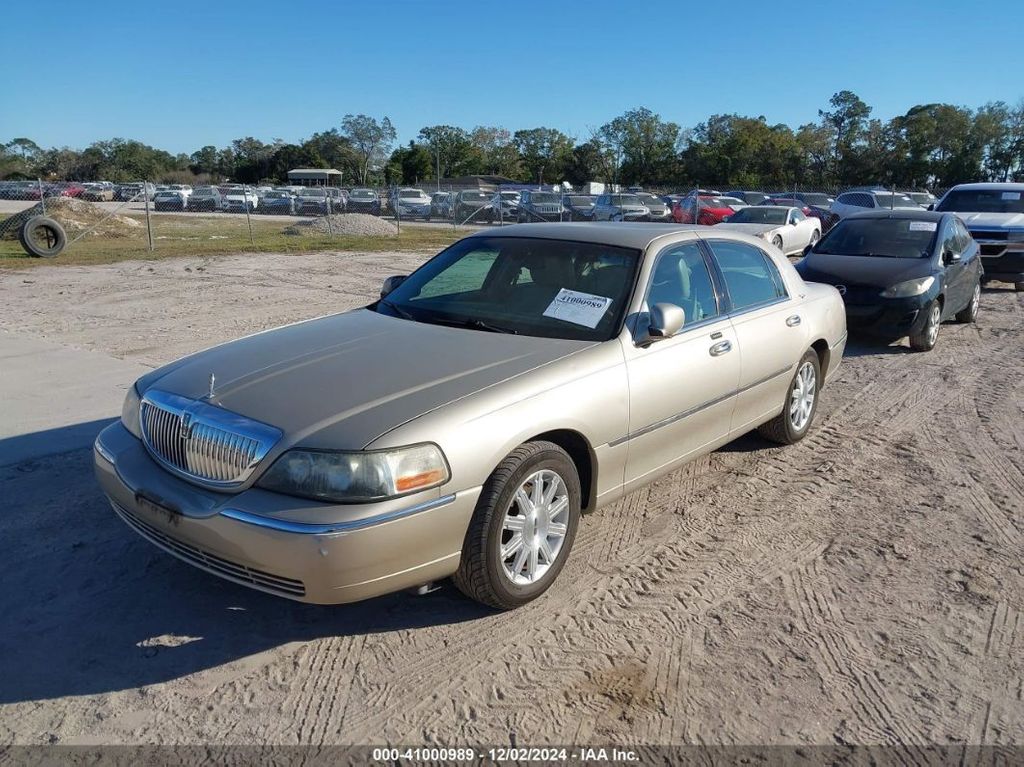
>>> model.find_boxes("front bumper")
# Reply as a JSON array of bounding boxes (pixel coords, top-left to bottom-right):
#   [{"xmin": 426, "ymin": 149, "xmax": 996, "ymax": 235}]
[
  {"xmin": 841, "ymin": 293, "xmax": 932, "ymax": 339},
  {"xmin": 93, "ymin": 422, "xmax": 478, "ymax": 604},
  {"xmin": 979, "ymin": 251, "xmax": 1024, "ymax": 284}
]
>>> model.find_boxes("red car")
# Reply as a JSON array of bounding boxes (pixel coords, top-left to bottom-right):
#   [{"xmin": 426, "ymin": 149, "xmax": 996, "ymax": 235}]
[{"xmin": 672, "ymin": 193, "xmax": 745, "ymax": 225}]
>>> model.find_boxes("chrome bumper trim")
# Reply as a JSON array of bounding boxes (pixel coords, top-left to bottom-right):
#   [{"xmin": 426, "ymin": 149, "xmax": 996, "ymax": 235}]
[{"xmin": 220, "ymin": 493, "xmax": 458, "ymax": 535}]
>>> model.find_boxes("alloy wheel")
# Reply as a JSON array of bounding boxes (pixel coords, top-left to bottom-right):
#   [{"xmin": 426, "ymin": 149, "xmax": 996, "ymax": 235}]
[
  {"xmin": 927, "ymin": 303, "xmax": 941, "ymax": 347},
  {"xmin": 789, "ymin": 361, "xmax": 817, "ymax": 432},
  {"xmin": 498, "ymin": 469, "xmax": 570, "ymax": 586}
]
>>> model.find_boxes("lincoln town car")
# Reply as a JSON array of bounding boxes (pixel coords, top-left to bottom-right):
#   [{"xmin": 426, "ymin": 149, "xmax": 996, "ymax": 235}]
[{"xmin": 94, "ymin": 223, "xmax": 847, "ymax": 609}]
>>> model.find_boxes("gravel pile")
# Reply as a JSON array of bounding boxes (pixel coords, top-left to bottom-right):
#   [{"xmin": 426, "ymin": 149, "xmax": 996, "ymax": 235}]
[
  {"xmin": 284, "ymin": 213, "xmax": 398, "ymax": 238},
  {"xmin": 0, "ymin": 197, "xmax": 142, "ymax": 240}
]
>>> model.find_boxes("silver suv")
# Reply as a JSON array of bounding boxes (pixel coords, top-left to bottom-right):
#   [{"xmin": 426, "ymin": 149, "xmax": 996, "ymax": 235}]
[
  {"xmin": 830, "ymin": 189, "xmax": 921, "ymax": 219},
  {"xmin": 592, "ymin": 193, "xmax": 650, "ymax": 222}
]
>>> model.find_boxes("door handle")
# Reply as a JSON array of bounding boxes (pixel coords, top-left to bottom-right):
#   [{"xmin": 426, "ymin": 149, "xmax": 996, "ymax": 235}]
[
  {"xmin": 709, "ymin": 340, "xmax": 732, "ymax": 357},
  {"xmin": 786, "ymin": 315, "xmax": 801, "ymax": 327}
]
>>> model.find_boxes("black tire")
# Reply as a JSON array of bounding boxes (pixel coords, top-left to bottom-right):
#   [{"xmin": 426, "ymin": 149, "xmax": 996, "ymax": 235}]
[
  {"xmin": 1015, "ymin": 282, "xmax": 1024, "ymax": 293},
  {"xmin": 453, "ymin": 441, "xmax": 582, "ymax": 610},
  {"xmin": 19, "ymin": 216, "xmax": 67, "ymax": 258},
  {"xmin": 909, "ymin": 299, "xmax": 942, "ymax": 352},
  {"xmin": 758, "ymin": 349, "xmax": 821, "ymax": 445},
  {"xmin": 955, "ymin": 281, "xmax": 981, "ymax": 323}
]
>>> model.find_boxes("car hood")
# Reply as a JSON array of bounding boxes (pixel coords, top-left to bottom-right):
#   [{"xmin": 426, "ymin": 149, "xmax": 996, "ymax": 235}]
[
  {"xmin": 954, "ymin": 211, "xmax": 1024, "ymax": 230},
  {"xmin": 142, "ymin": 308, "xmax": 593, "ymax": 451},
  {"xmin": 798, "ymin": 253, "xmax": 933, "ymax": 288}
]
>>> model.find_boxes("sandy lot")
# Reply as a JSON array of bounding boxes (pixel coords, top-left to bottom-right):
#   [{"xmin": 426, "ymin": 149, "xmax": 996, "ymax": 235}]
[{"xmin": 0, "ymin": 251, "xmax": 1022, "ymax": 747}]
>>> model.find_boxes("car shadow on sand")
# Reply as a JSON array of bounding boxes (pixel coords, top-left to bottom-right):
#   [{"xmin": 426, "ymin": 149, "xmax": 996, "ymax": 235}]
[{"xmin": 0, "ymin": 425, "xmax": 493, "ymax": 705}]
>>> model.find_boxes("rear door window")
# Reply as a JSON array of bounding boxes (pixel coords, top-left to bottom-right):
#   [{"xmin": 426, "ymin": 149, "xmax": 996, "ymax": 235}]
[{"xmin": 707, "ymin": 240, "xmax": 788, "ymax": 311}]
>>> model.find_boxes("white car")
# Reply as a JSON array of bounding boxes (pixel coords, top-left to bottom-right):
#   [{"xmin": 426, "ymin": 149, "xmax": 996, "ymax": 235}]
[
  {"xmin": 223, "ymin": 188, "xmax": 259, "ymax": 213},
  {"xmin": 830, "ymin": 189, "xmax": 922, "ymax": 219},
  {"xmin": 392, "ymin": 188, "xmax": 432, "ymax": 218},
  {"xmin": 717, "ymin": 206, "xmax": 821, "ymax": 256}
]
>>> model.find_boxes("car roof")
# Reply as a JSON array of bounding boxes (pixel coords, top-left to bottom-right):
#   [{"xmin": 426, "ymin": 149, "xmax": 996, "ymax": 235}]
[
  {"xmin": 845, "ymin": 209, "xmax": 946, "ymax": 222},
  {"xmin": 466, "ymin": 222, "xmax": 716, "ymax": 250},
  {"xmin": 946, "ymin": 182, "xmax": 1024, "ymax": 192}
]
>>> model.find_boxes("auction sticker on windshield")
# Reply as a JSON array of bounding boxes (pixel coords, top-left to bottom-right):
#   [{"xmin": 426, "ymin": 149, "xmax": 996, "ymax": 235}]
[
  {"xmin": 543, "ymin": 288, "xmax": 613, "ymax": 328},
  {"xmin": 908, "ymin": 221, "xmax": 937, "ymax": 232},
  {"xmin": 1001, "ymin": 191, "xmax": 1021, "ymax": 200}
]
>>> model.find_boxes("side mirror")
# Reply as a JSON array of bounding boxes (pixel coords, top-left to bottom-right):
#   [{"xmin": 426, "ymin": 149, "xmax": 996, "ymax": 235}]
[
  {"xmin": 943, "ymin": 249, "xmax": 961, "ymax": 264},
  {"xmin": 380, "ymin": 275, "xmax": 407, "ymax": 298},
  {"xmin": 646, "ymin": 303, "xmax": 686, "ymax": 343}
]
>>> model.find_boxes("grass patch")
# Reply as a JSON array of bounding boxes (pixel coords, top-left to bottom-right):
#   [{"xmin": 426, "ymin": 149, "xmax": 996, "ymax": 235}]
[{"xmin": 0, "ymin": 214, "xmax": 469, "ymax": 268}]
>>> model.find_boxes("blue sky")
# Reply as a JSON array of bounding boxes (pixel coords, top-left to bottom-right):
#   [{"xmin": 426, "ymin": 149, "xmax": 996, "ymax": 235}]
[{"xmin": 3, "ymin": 0, "xmax": 1022, "ymax": 155}]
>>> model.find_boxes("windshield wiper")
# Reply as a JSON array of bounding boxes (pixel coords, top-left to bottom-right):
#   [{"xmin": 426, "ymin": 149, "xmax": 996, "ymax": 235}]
[
  {"xmin": 379, "ymin": 299, "xmax": 415, "ymax": 320},
  {"xmin": 429, "ymin": 315, "xmax": 519, "ymax": 334}
]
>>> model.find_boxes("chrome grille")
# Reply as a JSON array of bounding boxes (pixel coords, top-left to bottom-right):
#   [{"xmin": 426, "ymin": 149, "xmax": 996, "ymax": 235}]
[
  {"xmin": 140, "ymin": 390, "xmax": 281, "ymax": 487},
  {"xmin": 112, "ymin": 501, "xmax": 305, "ymax": 597}
]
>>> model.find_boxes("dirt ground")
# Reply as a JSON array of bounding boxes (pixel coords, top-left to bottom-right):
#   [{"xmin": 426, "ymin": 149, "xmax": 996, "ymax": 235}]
[{"xmin": 1, "ymin": 250, "xmax": 1022, "ymax": 748}]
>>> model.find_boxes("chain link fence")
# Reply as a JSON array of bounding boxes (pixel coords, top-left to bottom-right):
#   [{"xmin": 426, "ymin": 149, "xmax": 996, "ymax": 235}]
[{"xmin": 0, "ymin": 176, "xmax": 938, "ymax": 260}]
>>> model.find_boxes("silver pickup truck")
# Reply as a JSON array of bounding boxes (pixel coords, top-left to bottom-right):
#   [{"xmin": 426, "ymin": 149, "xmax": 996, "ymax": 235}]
[{"xmin": 934, "ymin": 182, "xmax": 1024, "ymax": 291}]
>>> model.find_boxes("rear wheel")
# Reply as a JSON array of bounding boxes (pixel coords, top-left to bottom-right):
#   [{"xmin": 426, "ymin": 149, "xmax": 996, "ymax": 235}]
[
  {"xmin": 809, "ymin": 230, "xmax": 820, "ymax": 247},
  {"xmin": 1015, "ymin": 282, "xmax": 1024, "ymax": 293},
  {"xmin": 909, "ymin": 299, "xmax": 941, "ymax": 352},
  {"xmin": 955, "ymin": 282, "xmax": 981, "ymax": 323},
  {"xmin": 758, "ymin": 350, "xmax": 820, "ymax": 445},
  {"xmin": 454, "ymin": 441, "xmax": 581, "ymax": 610}
]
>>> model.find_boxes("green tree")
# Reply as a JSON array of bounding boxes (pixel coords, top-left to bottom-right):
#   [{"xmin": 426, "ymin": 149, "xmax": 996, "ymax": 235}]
[
  {"xmin": 340, "ymin": 114, "xmax": 396, "ymax": 185},
  {"xmin": 513, "ymin": 127, "xmax": 573, "ymax": 184},
  {"xmin": 417, "ymin": 125, "xmax": 474, "ymax": 179},
  {"xmin": 597, "ymin": 108, "xmax": 680, "ymax": 186}
]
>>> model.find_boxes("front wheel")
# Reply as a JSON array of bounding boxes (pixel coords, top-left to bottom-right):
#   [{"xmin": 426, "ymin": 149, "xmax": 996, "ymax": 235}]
[
  {"xmin": 955, "ymin": 282, "xmax": 981, "ymax": 323},
  {"xmin": 809, "ymin": 230, "xmax": 820, "ymax": 247},
  {"xmin": 771, "ymin": 234, "xmax": 784, "ymax": 250},
  {"xmin": 1015, "ymin": 282, "xmax": 1024, "ymax": 293},
  {"xmin": 909, "ymin": 299, "xmax": 942, "ymax": 352},
  {"xmin": 758, "ymin": 350, "xmax": 820, "ymax": 445},
  {"xmin": 454, "ymin": 441, "xmax": 581, "ymax": 610}
]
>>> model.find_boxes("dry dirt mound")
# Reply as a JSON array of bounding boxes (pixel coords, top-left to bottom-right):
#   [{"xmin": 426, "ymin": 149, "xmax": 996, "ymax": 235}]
[
  {"xmin": 0, "ymin": 197, "xmax": 142, "ymax": 241},
  {"xmin": 284, "ymin": 213, "xmax": 398, "ymax": 237}
]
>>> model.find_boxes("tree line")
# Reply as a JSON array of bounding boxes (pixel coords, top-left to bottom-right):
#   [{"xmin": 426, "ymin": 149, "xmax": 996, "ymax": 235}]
[{"xmin": 2, "ymin": 93, "xmax": 1022, "ymax": 191}]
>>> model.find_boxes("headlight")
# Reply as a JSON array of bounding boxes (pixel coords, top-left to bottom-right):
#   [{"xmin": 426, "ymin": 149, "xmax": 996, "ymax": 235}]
[
  {"xmin": 121, "ymin": 384, "xmax": 142, "ymax": 438},
  {"xmin": 881, "ymin": 276, "xmax": 935, "ymax": 298},
  {"xmin": 258, "ymin": 443, "xmax": 450, "ymax": 503}
]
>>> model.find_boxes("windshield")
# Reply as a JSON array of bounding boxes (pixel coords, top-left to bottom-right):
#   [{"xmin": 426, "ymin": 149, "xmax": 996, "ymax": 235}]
[
  {"xmin": 300, "ymin": 188, "xmax": 326, "ymax": 197},
  {"xmin": 399, "ymin": 189, "xmax": 424, "ymax": 198},
  {"xmin": 530, "ymin": 193, "xmax": 559, "ymax": 204},
  {"xmin": 377, "ymin": 236, "xmax": 641, "ymax": 342},
  {"xmin": 351, "ymin": 190, "xmax": 375, "ymax": 199},
  {"xmin": 567, "ymin": 196, "xmax": 594, "ymax": 206},
  {"xmin": 461, "ymin": 192, "xmax": 489, "ymax": 201},
  {"xmin": 701, "ymin": 197, "xmax": 736, "ymax": 209},
  {"xmin": 728, "ymin": 207, "xmax": 787, "ymax": 225},
  {"xmin": 875, "ymin": 193, "xmax": 921, "ymax": 209},
  {"xmin": 814, "ymin": 218, "xmax": 937, "ymax": 258},
  {"xmin": 936, "ymin": 188, "xmax": 1024, "ymax": 214},
  {"xmin": 801, "ymin": 193, "xmax": 832, "ymax": 206},
  {"xmin": 500, "ymin": 192, "xmax": 519, "ymax": 200},
  {"xmin": 265, "ymin": 192, "xmax": 289, "ymax": 199},
  {"xmin": 636, "ymin": 194, "xmax": 664, "ymax": 206},
  {"xmin": 610, "ymin": 195, "xmax": 642, "ymax": 206}
]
